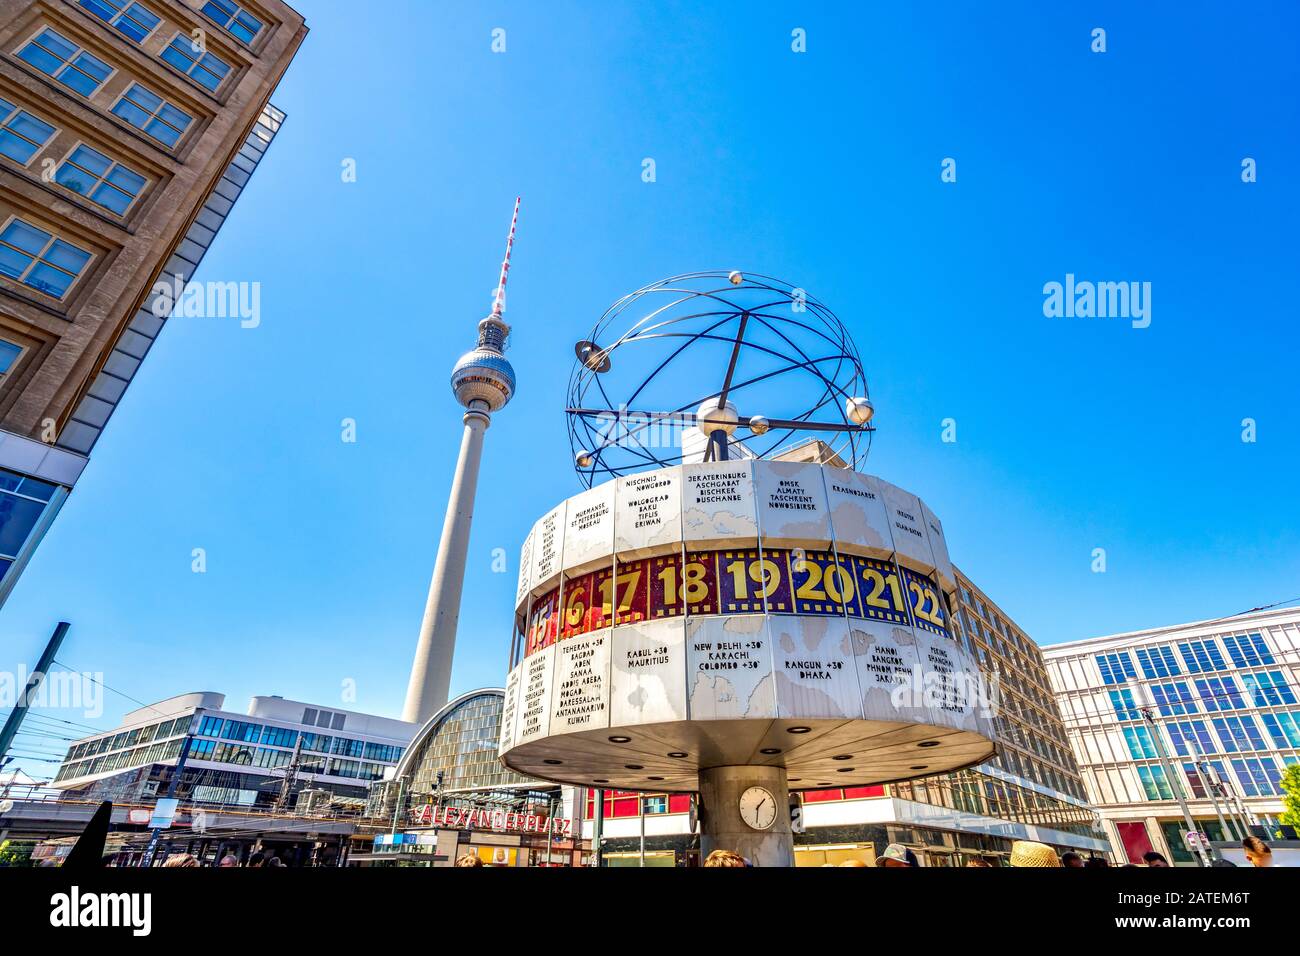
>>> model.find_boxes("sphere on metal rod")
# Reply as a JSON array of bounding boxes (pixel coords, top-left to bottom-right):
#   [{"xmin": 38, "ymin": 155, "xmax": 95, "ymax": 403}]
[
  {"xmin": 696, "ymin": 398, "xmax": 739, "ymax": 437},
  {"xmin": 845, "ymin": 396, "xmax": 874, "ymax": 425}
]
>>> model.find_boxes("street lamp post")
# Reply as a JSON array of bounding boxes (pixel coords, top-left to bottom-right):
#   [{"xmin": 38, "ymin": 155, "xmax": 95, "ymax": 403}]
[
  {"xmin": 140, "ymin": 734, "xmax": 194, "ymax": 868},
  {"xmin": 1139, "ymin": 705, "xmax": 1210, "ymax": 867}
]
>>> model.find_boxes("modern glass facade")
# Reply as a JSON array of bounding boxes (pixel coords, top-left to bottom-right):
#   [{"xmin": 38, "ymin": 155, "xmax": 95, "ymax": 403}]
[
  {"xmin": 1044, "ymin": 606, "xmax": 1300, "ymax": 864},
  {"xmin": 51, "ymin": 694, "xmax": 411, "ymax": 810},
  {"xmin": 397, "ymin": 690, "xmax": 530, "ymax": 797}
]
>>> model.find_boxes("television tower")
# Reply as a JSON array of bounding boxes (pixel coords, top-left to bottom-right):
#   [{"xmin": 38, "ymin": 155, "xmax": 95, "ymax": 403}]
[{"xmin": 402, "ymin": 199, "xmax": 520, "ymax": 724}]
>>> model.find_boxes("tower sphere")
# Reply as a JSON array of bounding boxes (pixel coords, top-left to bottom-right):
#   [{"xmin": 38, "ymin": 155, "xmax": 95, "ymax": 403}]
[{"xmin": 451, "ymin": 343, "xmax": 515, "ymax": 411}]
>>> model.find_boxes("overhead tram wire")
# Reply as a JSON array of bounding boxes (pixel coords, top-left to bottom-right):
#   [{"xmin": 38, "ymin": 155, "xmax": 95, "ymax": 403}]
[
  {"xmin": 48, "ymin": 660, "xmax": 174, "ymax": 722},
  {"xmin": 6, "ymin": 710, "xmax": 106, "ymax": 735}
]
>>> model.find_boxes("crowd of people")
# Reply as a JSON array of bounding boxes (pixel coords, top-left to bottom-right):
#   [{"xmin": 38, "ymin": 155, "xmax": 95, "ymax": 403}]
[
  {"xmin": 155, "ymin": 850, "xmax": 286, "ymax": 868},
  {"xmin": 696, "ymin": 835, "xmax": 1283, "ymax": 868}
]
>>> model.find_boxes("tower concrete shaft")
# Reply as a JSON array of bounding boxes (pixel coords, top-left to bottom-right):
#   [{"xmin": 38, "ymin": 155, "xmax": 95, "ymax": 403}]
[{"xmin": 401, "ymin": 404, "xmax": 491, "ymax": 724}]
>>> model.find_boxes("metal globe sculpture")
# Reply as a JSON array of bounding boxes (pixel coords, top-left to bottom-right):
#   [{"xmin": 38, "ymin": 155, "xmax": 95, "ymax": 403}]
[
  {"xmin": 503, "ymin": 268, "xmax": 996, "ymax": 868},
  {"xmin": 566, "ymin": 272, "xmax": 873, "ymax": 487}
]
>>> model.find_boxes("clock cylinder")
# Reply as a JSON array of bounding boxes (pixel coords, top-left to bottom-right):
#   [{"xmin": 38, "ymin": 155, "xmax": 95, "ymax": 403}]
[{"xmin": 699, "ymin": 765, "xmax": 793, "ymax": 867}]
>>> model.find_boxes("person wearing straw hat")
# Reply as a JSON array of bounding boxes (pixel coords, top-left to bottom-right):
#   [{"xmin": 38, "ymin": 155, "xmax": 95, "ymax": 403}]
[{"xmin": 1009, "ymin": 840, "xmax": 1061, "ymax": 867}]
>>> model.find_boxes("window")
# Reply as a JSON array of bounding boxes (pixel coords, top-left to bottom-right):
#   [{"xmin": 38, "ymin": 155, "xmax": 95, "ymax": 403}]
[
  {"xmin": 1178, "ymin": 639, "xmax": 1228, "ymax": 673},
  {"xmin": 111, "ymin": 84, "xmax": 192, "ymax": 148},
  {"xmin": 17, "ymin": 29, "xmax": 113, "ymax": 98},
  {"xmin": 259, "ymin": 725, "xmax": 296, "ymax": 748},
  {"xmin": 1240, "ymin": 671, "xmax": 1297, "ymax": 707},
  {"xmin": 1096, "ymin": 652, "xmax": 1136, "ymax": 685},
  {"xmin": 363, "ymin": 742, "xmax": 404, "ymax": 763},
  {"xmin": 1223, "ymin": 633, "xmax": 1274, "ymax": 668},
  {"xmin": 299, "ymin": 733, "xmax": 331, "ymax": 753},
  {"xmin": 0, "ymin": 218, "xmax": 92, "ymax": 298},
  {"xmin": 77, "ymin": 0, "xmax": 160, "ymax": 44},
  {"xmin": 1195, "ymin": 675, "xmax": 1244, "ymax": 712},
  {"xmin": 55, "ymin": 144, "xmax": 147, "ymax": 214},
  {"xmin": 201, "ymin": 0, "xmax": 264, "ymax": 44},
  {"xmin": 1260, "ymin": 711, "xmax": 1300, "ymax": 749},
  {"xmin": 0, "ymin": 339, "xmax": 22, "ymax": 379},
  {"xmin": 1135, "ymin": 645, "xmax": 1181, "ymax": 679},
  {"xmin": 161, "ymin": 34, "xmax": 231, "ymax": 92},
  {"xmin": 1136, "ymin": 764, "xmax": 1173, "ymax": 801},
  {"xmin": 1108, "ymin": 688, "xmax": 1141, "ymax": 721},
  {"xmin": 1149, "ymin": 681, "xmax": 1197, "ymax": 716},
  {"xmin": 0, "ymin": 99, "xmax": 55, "ymax": 165},
  {"xmin": 1166, "ymin": 720, "xmax": 1214, "ymax": 757},
  {"xmin": 642, "ymin": 795, "xmax": 668, "ymax": 814},
  {"xmin": 188, "ymin": 738, "xmax": 216, "ymax": 760},
  {"xmin": 331, "ymin": 736, "xmax": 363, "ymax": 758},
  {"xmin": 1212, "ymin": 715, "xmax": 1266, "ymax": 753},
  {"xmin": 220, "ymin": 720, "xmax": 260, "ymax": 742},
  {"xmin": 1231, "ymin": 757, "xmax": 1281, "ymax": 797},
  {"xmin": 1122, "ymin": 725, "xmax": 1160, "ymax": 760},
  {"xmin": 0, "ymin": 467, "xmax": 58, "ymax": 581}
]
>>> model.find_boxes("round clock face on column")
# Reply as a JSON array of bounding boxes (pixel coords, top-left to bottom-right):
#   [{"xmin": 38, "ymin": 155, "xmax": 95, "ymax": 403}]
[{"xmin": 738, "ymin": 786, "xmax": 777, "ymax": 830}]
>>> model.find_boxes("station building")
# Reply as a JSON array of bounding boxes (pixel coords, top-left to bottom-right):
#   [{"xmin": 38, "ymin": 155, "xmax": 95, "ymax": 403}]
[{"xmin": 359, "ymin": 689, "xmax": 589, "ymax": 867}]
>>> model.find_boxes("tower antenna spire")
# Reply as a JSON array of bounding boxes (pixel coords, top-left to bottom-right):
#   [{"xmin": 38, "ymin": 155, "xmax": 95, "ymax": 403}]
[{"xmin": 492, "ymin": 196, "xmax": 521, "ymax": 320}]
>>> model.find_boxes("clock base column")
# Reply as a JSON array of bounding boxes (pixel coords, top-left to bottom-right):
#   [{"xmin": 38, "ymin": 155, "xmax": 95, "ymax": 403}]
[{"xmin": 698, "ymin": 765, "xmax": 795, "ymax": 868}]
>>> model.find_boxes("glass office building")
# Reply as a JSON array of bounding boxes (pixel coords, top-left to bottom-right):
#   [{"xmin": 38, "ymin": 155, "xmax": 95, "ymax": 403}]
[
  {"xmin": 1044, "ymin": 606, "xmax": 1300, "ymax": 865},
  {"xmin": 51, "ymin": 691, "xmax": 415, "ymax": 810}
]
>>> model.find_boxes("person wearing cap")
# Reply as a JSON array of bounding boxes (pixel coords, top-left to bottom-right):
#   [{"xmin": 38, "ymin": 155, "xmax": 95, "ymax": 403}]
[
  {"xmin": 875, "ymin": 843, "xmax": 918, "ymax": 867},
  {"xmin": 1009, "ymin": 840, "xmax": 1061, "ymax": 867}
]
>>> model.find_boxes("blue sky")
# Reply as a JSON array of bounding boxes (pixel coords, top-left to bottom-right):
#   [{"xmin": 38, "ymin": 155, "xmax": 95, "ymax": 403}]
[{"xmin": 4, "ymin": 1, "xmax": 1298, "ymax": 774}]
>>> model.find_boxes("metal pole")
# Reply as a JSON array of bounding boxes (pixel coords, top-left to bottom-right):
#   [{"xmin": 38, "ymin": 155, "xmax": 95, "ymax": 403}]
[
  {"xmin": 1140, "ymin": 706, "xmax": 1210, "ymax": 867},
  {"xmin": 546, "ymin": 794, "xmax": 556, "ymax": 867},
  {"xmin": 1184, "ymin": 732, "xmax": 1234, "ymax": 842},
  {"xmin": 0, "ymin": 622, "xmax": 71, "ymax": 765},
  {"xmin": 1215, "ymin": 778, "xmax": 1250, "ymax": 838},
  {"xmin": 390, "ymin": 775, "xmax": 407, "ymax": 835},
  {"xmin": 592, "ymin": 787, "xmax": 604, "ymax": 868},
  {"xmin": 141, "ymin": 734, "xmax": 193, "ymax": 867},
  {"xmin": 639, "ymin": 795, "xmax": 646, "ymax": 868},
  {"xmin": 1192, "ymin": 761, "xmax": 1234, "ymax": 842}
]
